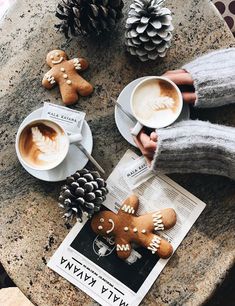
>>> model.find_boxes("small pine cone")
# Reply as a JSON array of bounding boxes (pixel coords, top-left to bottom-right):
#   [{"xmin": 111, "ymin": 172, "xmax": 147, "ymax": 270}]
[
  {"xmin": 125, "ymin": 0, "xmax": 174, "ymax": 61},
  {"xmin": 58, "ymin": 168, "xmax": 108, "ymax": 222},
  {"xmin": 55, "ymin": 0, "xmax": 124, "ymax": 37}
]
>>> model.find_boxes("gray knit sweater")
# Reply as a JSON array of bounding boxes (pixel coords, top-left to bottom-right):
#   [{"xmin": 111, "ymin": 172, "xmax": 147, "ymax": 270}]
[{"xmin": 152, "ymin": 48, "xmax": 235, "ymax": 180}]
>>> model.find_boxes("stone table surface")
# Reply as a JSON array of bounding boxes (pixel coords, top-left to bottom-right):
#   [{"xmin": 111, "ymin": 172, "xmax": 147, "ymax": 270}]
[{"xmin": 0, "ymin": 0, "xmax": 235, "ymax": 305}]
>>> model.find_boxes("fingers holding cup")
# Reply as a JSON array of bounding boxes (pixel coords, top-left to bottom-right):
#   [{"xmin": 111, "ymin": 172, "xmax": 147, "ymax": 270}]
[{"xmin": 134, "ymin": 130, "xmax": 157, "ymax": 165}]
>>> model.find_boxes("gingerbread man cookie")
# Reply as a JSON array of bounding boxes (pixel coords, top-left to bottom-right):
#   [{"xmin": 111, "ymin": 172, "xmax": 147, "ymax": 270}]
[
  {"xmin": 91, "ymin": 195, "xmax": 177, "ymax": 260},
  {"xmin": 42, "ymin": 50, "xmax": 93, "ymax": 105}
]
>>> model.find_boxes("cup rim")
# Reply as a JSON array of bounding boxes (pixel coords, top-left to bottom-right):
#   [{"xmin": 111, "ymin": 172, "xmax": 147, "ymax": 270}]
[
  {"xmin": 15, "ymin": 117, "xmax": 70, "ymax": 171},
  {"xmin": 130, "ymin": 76, "xmax": 183, "ymax": 129}
]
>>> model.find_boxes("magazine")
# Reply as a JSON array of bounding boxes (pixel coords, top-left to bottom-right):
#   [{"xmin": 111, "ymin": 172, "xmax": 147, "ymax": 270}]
[{"xmin": 48, "ymin": 150, "xmax": 206, "ymax": 306}]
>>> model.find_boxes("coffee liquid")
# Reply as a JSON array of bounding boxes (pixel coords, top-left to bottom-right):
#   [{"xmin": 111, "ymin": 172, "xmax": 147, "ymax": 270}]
[
  {"xmin": 19, "ymin": 120, "xmax": 67, "ymax": 170},
  {"xmin": 132, "ymin": 79, "xmax": 181, "ymax": 128}
]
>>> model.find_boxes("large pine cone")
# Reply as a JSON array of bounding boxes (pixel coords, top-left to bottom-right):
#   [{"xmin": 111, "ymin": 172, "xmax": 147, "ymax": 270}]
[
  {"xmin": 55, "ymin": 0, "xmax": 124, "ymax": 37},
  {"xmin": 58, "ymin": 169, "xmax": 108, "ymax": 222},
  {"xmin": 125, "ymin": 0, "xmax": 174, "ymax": 61}
]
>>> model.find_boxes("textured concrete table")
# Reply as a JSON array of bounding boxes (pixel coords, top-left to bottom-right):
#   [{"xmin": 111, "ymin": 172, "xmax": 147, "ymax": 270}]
[{"xmin": 0, "ymin": 0, "xmax": 235, "ymax": 305}]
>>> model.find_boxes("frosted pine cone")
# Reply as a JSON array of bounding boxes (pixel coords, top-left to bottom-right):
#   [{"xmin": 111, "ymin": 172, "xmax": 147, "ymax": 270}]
[
  {"xmin": 58, "ymin": 169, "xmax": 108, "ymax": 222},
  {"xmin": 125, "ymin": 0, "xmax": 174, "ymax": 61}
]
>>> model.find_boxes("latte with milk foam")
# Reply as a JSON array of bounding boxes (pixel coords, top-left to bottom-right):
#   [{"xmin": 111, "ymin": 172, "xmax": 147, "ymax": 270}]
[
  {"xmin": 18, "ymin": 120, "xmax": 68, "ymax": 170},
  {"xmin": 132, "ymin": 78, "xmax": 181, "ymax": 128}
]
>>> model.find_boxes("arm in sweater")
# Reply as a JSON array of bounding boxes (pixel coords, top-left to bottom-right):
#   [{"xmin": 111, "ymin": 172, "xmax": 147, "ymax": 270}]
[
  {"xmin": 183, "ymin": 48, "xmax": 235, "ymax": 107},
  {"xmin": 151, "ymin": 49, "xmax": 235, "ymax": 179},
  {"xmin": 151, "ymin": 120, "xmax": 235, "ymax": 180}
]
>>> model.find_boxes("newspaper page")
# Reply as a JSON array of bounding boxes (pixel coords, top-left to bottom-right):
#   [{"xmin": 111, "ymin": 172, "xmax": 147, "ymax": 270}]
[{"xmin": 48, "ymin": 150, "xmax": 206, "ymax": 306}]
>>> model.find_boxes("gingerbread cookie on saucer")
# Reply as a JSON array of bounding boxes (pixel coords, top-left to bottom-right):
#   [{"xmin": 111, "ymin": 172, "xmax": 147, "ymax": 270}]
[
  {"xmin": 42, "ymin": 50, "xmax": 93, "ymax": 105},
  {"xmin": 91, "ymin": 195, "xmax": 177, "ymax": 259}
]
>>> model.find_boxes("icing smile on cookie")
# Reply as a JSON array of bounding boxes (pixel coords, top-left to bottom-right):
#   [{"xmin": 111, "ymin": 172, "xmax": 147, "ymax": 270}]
[
  {"xmin": 106, "ymin": 219, "xmax": 115, "ymax": 234},
  {"xmin": 52, "ymin": 57, "xmax": 64, "ymax": 64}
]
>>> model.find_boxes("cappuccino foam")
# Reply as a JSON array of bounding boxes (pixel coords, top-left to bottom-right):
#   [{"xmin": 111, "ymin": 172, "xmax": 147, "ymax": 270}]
[
  {"xmin": 132, "ymin": 79, "xmax": 181, "ymax": 128},
  {"xmin": 19, "ymin": 120, "xmax": 68, "ymax": 170}
]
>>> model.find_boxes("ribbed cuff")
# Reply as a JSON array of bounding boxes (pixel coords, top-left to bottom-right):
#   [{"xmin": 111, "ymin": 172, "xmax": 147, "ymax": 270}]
[
  {"xmin": 151, "ymin": 120, "xmax": 235, "ymax": 180},
  {"xmin": 182, "ymin": 48, "xmax": 235, "ymax": 108}
]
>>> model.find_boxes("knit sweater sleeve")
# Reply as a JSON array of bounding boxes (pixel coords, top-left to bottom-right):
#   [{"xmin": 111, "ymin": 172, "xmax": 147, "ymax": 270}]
[
  {"xmin": 151, "ymin": 120, "xmax": 235, "ymax": 180},
  {"xmin": 182, "ymin": 48, "xmax": 235, "ymax": 108}
]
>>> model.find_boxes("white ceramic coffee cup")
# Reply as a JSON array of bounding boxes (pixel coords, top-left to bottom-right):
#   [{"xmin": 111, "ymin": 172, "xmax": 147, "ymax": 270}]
[
  {"xmin": 130, "ymin": 76, "xmax": 183, "ymax": 136},
  {"xmin": 15, "ymin": 118, "xmax": 82, "ymax": 171}
]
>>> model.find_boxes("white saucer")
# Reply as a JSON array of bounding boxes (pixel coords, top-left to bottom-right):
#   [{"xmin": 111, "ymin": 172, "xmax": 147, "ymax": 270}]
[
  {"xmin": 114, "ymin": 77, "xmax": 190, "ymax": 147},
  {"xmin": 18, "ymin": 107, "xmax": 93, "ymax": 182}
]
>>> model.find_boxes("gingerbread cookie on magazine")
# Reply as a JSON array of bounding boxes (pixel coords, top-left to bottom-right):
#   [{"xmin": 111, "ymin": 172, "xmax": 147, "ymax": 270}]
[{"xmin": 91, "ymin": 195, "xmax": 177, "ymax": 259}]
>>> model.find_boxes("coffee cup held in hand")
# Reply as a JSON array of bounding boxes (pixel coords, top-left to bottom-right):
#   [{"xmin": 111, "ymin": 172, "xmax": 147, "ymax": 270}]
[
  {"xmin": 16, "ymin": 118, "xmax": 82, "ymax": 171},
  {"xmin": 130, "ymin": 76, "xmax": 183, "ymax": 136}
]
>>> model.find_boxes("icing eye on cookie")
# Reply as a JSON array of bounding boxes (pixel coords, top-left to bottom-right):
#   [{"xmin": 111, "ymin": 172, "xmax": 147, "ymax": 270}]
[{"xmin": 97, "ymin": 218, "xmax": 105, "ymax": 230}]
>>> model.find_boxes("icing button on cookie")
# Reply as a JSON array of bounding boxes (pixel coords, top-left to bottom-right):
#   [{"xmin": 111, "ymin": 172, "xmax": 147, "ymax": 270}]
[
  {"xmin": 133, "ymin": 228, "xmax": 138, "ymax": 233},
  {"xmin": 141, "ymin": 229, "xmax": 147, "ymax": 234},
  {"xmin": 98, "ymin": 225, "xmax": 103, "ymax": 230},
  {"xmin": 66, "ymin": 80, "xmax": 72, "ymax": 85},
  {"xmin": 60, "ymin": 67, "xmax": 65, "ymax": 72},
  {"xmin": 124, "ymin": 227, "xmax": 129, "ymax": 232},
  {"xmin": 63, "ymin": 74, "xmax": 68, "ymax": 79}
]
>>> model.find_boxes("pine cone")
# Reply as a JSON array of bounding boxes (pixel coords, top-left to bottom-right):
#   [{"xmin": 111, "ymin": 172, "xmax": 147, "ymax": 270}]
[
  {"xmin": 125, "ymin": 0, "xmax": 174, "ymax": 61},
  {"xmin": 55, "ymin": 0, "xmax": 124, "ymax": 37},
  {"xmin": 58, "ymin": 169, "xmax": 108, "ymax": 222}
]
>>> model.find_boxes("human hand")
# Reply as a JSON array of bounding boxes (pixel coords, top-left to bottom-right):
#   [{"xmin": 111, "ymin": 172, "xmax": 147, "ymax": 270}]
[
  {"xmin": 134, "ymin": 130, "xmax": 157, "ymax": 165},
  {"xmin": 134, "ymin": 69, "xmax": 196, "ymax": 163},
  {"xmin": 163, "ymin": 69, "xmax": 196, "ymax": 104}
]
